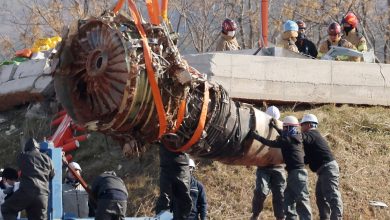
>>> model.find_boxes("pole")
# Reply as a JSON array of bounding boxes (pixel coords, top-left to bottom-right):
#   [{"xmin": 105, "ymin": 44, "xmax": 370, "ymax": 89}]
[{"xmin": 261, "ymin": 0, "xmax": 269, "ymax": 47}]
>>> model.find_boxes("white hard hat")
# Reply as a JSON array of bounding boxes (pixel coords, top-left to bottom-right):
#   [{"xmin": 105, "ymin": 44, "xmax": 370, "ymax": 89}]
[
  {"xmin": 301, "ymin": 114, "xmax": 318, "ymax": 124},
  {"xmin": 189, "ymin": 158, "xmax": 196, "ymax": 169},
  {"xmin": 283, "ymin": 116, "xmax": 299, "ymax": 126},
  {"xmin": 69, "ymin": 162, "xmax": 82, "ymax": 171},
  {"xmin": 265, "ymin": 106, "xmax": 280, "ymax": 120}
]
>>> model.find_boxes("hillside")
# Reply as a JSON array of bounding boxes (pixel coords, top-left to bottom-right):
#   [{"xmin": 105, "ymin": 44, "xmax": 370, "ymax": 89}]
[{"xmin": 0, "ymin": 104, "xmax": 389, "ymax": 219}]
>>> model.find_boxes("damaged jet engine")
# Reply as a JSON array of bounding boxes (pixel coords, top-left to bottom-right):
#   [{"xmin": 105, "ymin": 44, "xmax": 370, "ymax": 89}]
[{"xmin": 54, "ymin": 11, "xmax": 282, "ymax": 166}]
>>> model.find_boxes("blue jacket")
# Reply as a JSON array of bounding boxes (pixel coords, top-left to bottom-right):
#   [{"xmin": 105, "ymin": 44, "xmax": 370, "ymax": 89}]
[{"xmin": 188, "ymin": 176, "xmax": 207, "ymax": 220}]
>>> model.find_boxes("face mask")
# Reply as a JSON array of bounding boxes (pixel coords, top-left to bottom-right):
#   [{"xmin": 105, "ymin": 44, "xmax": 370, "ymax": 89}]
[
  {"xmin": 343, "ymin": 26, "xmax": 353, "ymax": 34},
  {"xmin": 227, "ymin": 31, "xmax": 235, "ymax": 37},
  {"xmin": 298, "ymin": 32, "xmax": 305, "ymax": 40}
]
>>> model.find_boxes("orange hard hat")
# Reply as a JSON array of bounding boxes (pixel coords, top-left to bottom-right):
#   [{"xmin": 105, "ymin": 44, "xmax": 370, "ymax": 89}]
[{"xmin": 341, "ymin": 12, "xmax": 358, "ymax": 28}]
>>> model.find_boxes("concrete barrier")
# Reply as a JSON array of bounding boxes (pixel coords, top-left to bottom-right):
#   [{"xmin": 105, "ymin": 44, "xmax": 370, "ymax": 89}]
[{"xmin": 184, "ymin": 53, "xmax": 390, "ymax": 106}]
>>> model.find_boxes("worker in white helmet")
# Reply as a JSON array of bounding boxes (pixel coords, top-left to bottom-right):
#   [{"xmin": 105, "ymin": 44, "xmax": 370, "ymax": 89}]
[
  {"xmin": 251, "ymin": 106, "xmax": 286, "ymax": 220},
  {"xmin": 250, "ymin": 116, "xmax": 312, "ymax": 220},
  {"xmin": 300, "ymin": 114, "xmax": 343, "ymax": 220},
  {"xmin": 63, "ymin": 162, "xmax": 90, "ymax": 218},
  {"xmin": 188, "ymin": 158, "xmax": 207, "ymax": 220}
]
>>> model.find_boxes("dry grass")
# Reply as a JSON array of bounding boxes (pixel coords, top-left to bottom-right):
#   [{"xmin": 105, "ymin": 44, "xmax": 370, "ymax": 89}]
[{"xmin": 1, "ymin": 104, "xmax": 389, "ymax": 219}]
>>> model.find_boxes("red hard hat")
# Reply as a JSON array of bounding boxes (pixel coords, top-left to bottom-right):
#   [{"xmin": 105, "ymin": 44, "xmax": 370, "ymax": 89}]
[
  {"xmin": 296, "ymin": 20, "xmax": 306, "ymax": 30},
  {"xmin": 328, "ymin": 22, "xmax": 341, "ymax": 35},
  {"xmin": 222, "ymin": 19, "xmax": 237, "ymax": 33},
  {"xmin": 341, "ymin": 12, "xmax": 358, "ymax": 28}
]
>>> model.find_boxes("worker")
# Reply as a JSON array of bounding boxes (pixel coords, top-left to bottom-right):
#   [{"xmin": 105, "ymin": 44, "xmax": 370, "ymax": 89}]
[
  {"xmin": 250, "ymin": 116, "xmax": 312, "ymax": 220},
  {"xmin": 250, "ymin": 106, "xmax": 286, "ymax": 220},
  {"xmin": 63, "ymin": 162, "xmax": 89, "ymax": 217},
  {"xmin": 216, "ymin": 18, "xmax": 241, "ymax": 51},
  {"xmin": 341, "ymin": 12, "xmax": 368, "ymax": 53},
  {"xmin": 317, "ymin": 22, "xmax": 359, "ymax": 61},
  {"xmin": 300, "ymin": 114, "xmax": 343, "ymax": 220},
  {"xmin": 0, "ymin": 168, "xmax": 20, "ymax": 219},
  {"xmin": 295, "ymin": 20, "xmax": 318, "ymax": 58},
  {"xmin": 1, "ymin": 138, "xmax": 55, "ymax": 220},
  {"xmin": 188, "ymin": 158, "xmax": 207, "ymax": 220},
  {"xmin": 155, "ymin": 143, "xmax": 192, "ymax": 220},
  {"xmin": 280, "ymin": 20, "xmax": 299, "ymax": 53},
  {"xmin": 90, "ymin": 171, "xmax": 128, "ymax": 220}
]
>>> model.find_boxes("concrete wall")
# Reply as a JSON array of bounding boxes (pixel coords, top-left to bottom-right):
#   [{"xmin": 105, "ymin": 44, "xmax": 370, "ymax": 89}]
[{"xmin": 184, "ymin": 53, "xmax": 390, "ymax": 106}]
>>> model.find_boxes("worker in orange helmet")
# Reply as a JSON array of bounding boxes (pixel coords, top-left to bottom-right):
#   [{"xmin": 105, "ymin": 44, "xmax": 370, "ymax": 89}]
[
  {"xmin": 341, "ymin": 12, "xmax": 368, "ymax": 54},
  {"xmin": 317, "ymin": 22, "xmax": 359, "ymax": 62}
]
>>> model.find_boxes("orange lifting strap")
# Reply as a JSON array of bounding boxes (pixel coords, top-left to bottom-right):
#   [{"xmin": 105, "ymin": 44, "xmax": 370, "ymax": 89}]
[
  {"xmin": 112, "ymin": 0, "xmax": 209, "ymax": 151},
  {"xmin": 161, "ymin": 0, "xmax": 169, "ymax": 22},
  {"xmin": 169, "ymin": 83, "xmax": 209, "ymax": 152}
]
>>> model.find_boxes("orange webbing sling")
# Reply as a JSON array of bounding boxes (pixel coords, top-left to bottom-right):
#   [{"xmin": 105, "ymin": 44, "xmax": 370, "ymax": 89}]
[{"xmin": 113, "ymin": 0, "xmax": 209, "ymax": 151}]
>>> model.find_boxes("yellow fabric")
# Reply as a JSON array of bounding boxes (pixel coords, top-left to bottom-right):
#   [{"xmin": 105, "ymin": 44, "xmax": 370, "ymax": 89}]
[{"xmin": 31, "ymin": 36, "xmax": 62, "ymax": 53}]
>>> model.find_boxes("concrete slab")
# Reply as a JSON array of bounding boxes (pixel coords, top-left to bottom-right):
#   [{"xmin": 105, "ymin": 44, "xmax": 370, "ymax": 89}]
[
  {"xmin": 184, "ymin": 52, "xmax": 390, "ymax": 106},
  {"xmin": 0, "ymin": 64, "xmax": 17, "ymax": 83},
  {"xmin": 14, "ymin": 59, "xmax": 48, "ymax": 79}
]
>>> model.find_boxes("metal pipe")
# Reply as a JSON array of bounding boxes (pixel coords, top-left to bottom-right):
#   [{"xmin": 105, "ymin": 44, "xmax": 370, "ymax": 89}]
[
  {"xmin": 54, "ymin": 12, "xmax": 282, "ymax": 166},
  {"xmin": 261, "ymin": 0, "xmax": 269, "ymax": 47}
]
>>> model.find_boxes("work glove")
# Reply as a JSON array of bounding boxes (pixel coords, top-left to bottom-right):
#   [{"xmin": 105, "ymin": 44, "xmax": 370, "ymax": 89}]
[
  {"xmin": 269, "ymin": 118, "xmax": 277, "ymax": 128},
  {"xmin": 249, "ymin": 129, "xmax": 260, "ymax": 139}
]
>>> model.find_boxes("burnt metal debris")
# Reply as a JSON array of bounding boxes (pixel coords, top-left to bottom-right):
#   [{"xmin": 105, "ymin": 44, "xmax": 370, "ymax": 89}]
[{"xmin": 54, "ymin": 12, "xmax": 282, "ymax": 166}]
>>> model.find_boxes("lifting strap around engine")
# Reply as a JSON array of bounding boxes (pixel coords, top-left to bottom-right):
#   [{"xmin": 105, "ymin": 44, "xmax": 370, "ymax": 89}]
[{"xmin": 113, "ymin": 0, "xmax": 209, "ymax": 151}]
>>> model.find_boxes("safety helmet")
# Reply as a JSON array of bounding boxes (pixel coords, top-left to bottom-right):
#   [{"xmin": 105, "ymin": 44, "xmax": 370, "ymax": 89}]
[
  {"xmin": 222, "ymin": 19, "xmax": 237, "ymax": 33},
  {"xmin": 265, "ymin": 106, "xmax": 280, "ymax": 120},
  {"xmin": 283, "ymin": 20, "xmax": 299, "ymax": 32},
  {"xmin": 69, "ymin": 162, "xmax": 82, "ymax": 171},
  {"xmin": 189, "ymin": 158, "xmax": 196, "ymax": 169},
  {"xmin": 282, "ymin": 116, "xmax": 299, "ymax": 127},
  {"xmin": 341, "ymin": 12, "xmax": 358, "ymax": 28},
  {"xmin": 2, "ymin": 167, "xmax": 18, "ymax": 180},
  {"xmin": 300, "ymin": 114, "xmax": 318, "ymax": 124},
  {"xmin": 328, "ymin": 22, "xmax": 341, "ymax": 35},
  {"xmin": 296, "ymin": 20, "xmax": 306, "ymax": 30}
]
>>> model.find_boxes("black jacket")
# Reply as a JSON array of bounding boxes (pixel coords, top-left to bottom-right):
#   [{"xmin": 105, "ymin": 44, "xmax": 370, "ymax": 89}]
[
  {"xmin": 188, "ymin": 176, "xmax": 207, "ymax": 220},
  {"xmin": 296, "ymin": 38, "xmax": 318, "ymax": 58},
  {"xmin": 251, "ymin": 129, "xmax": 305, "ymax": 172},
  {"xmin": 301, "ymin": 129, "xmax": 335, "ymax": 172},
  {"xmin": 91, "ymin": 172, "xmax": 128, "ymax": 201},
  {"xmin": 18, "ymin": 138, "xmax": 55, "ymax": 195},
  {"xmin": 159, "ymin": 144, "xmax": 189, "ymax": 170}
]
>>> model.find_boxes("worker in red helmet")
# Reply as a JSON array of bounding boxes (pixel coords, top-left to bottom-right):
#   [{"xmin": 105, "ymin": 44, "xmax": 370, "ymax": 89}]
[
  {"xmin": 341, "ymin": 12, "xmax": 368, "ymax": 53},
  {"xmin": 216, "ymin": 18, "xmax": 241, "ymax": 51},
  {"xmin": 295, "ymin": 20, "xmax": 318, "ymax": 58},
  {"xmin": 317, "ymin": 22, "xmax": 359, "ymax": 61}
]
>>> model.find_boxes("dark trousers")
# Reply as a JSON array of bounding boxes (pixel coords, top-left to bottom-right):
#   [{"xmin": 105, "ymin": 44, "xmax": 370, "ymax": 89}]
[
  {"xmin": 1, "ymin": 189, "xmax": 48, "ymax": 220},
  {"xmin": 155, "ymin": 167, "xmax": 192, "ymax": 220},
  {"xmin": 252, "ymin": 167, "xmax": 286, "ymax": 219},
  {"xmin": 95, "ymin": 199, "xmax": 127, "ymax": 220}
]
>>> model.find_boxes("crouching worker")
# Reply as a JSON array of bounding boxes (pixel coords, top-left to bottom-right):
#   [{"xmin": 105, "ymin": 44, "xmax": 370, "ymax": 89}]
[
  {"xmin": 1, "ymin": 138, "xmax": 55, "ymax": 220},
  {"xmin": 250, "ymin": 116, "xmax": 312, "ymax": 220},
  {"xmin": 90, "ymin": 171, "xmax": 128, "ymax": 220}
]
